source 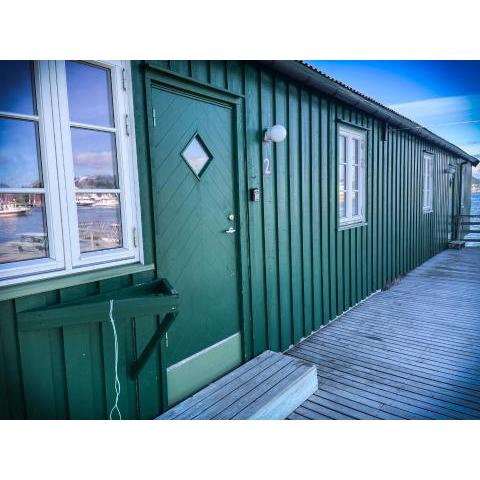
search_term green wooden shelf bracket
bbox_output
[129,310,177,379]
[17,278,179,332]
[129,278,179,379]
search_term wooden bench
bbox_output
[157,350,317,420]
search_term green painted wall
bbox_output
[0,60,462,419]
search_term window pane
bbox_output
[353,138,359,165]
[352,165,359,190]
[0,193,48,264]
[339,191,346,218]
[0,117,43,188]
[77,193,122,253]
[339,164,346,191]
[71,128,118,188]
[339,135,347,164]
[66,61,114,127]
[181,135,213,177]
[352,191,359,216]
[0,61,36,115]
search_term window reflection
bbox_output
[66,61,114,127]
[339,193,346,218]
[0,193,48,264]
[0,61,36,115]
[0,117,43,188]
[71,128,118,188]
[181,135,212,177]
[76,193,122,253]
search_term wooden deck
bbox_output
[287,248,480,420]
[158,351,317,419]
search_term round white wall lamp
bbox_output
[264,124,287,143]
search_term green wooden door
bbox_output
[150,85,242,367]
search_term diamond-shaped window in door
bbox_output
[181,134,213,178]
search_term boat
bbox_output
[76,198,96,207]
[93,197,118,207]
[0,204,32,217]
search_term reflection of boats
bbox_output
[93,197,118,207]
[76,198,96,207]
[0,204,32,217]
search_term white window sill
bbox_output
[423,209,433,214]
[338,219,368,231]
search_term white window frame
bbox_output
[0,60,143,286]
[338,124,366,227]
[423,152,434,213]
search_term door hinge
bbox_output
[132,226,137,248]
[125,114,130,136]
[152,107,156,127]
[122,68,127,91]
[165,332,169,348]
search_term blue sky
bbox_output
[307,61,480,178]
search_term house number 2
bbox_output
[263,158,271,175]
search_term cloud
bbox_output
[73,151,113,165]
[388,94,480,126]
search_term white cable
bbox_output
[108,299,122,420]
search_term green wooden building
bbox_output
[0,60,477,419]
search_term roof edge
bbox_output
[258,60,479,166]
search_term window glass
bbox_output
[339,192,346,218]
[71,128,118,188]
[352,191,359,216]
[353,138,359,165]
[0,61,36,115]
[181,135,212,177]
[66,61,114,127]
[339,164,346,191]
[352,164,359,191]
[66,62,123,255]
[339,135,347,164]
[76,193,122,253]
[0,117,43,188]
[0,193,48,264]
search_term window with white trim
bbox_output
[0,61,142,285]
[338,125,366,226]
[423,152,434,212]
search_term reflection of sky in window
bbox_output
[71,128,117,188]
[66,61,114,127]
[0,61,35,115]
[182,136,212,176]
[0,118,42,188]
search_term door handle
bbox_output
[224,227,236,234]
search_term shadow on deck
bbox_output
[287,248,480,420]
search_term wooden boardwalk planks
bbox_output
[157,351,317,419]
[287,249,480,420]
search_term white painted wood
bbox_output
[338,124,366,227]
[0,60,143,286]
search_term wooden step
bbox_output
[157,350,318,420]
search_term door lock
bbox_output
[228,213,235,221]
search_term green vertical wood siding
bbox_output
[0,60,461,419]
